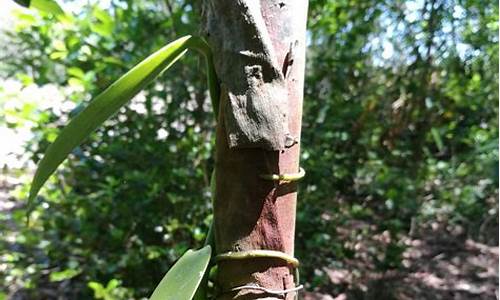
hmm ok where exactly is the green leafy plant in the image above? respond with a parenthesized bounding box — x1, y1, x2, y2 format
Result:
(18, 0, 221, 293)
(27, 34, 218, 299)
(88, 279, 132, 300)
(28, 35, 219, 207)
(26, 34, 219, 298)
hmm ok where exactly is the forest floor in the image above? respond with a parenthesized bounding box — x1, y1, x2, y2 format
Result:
(304, 222, 499, 300)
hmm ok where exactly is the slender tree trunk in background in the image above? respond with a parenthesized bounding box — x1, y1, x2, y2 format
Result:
(203, 1, 308, 299)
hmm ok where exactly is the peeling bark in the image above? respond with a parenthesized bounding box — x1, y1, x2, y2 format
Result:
(203, 0, 291, 150)
(203, 1, 309, 299)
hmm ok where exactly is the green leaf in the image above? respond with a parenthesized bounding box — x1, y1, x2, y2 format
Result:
(90, 7, 114, 37)
(28, 35, 192, 204)
(106, 279, 120, 291)
(103, 56, 127, 67)
(88, 281, 107, 299)
(14, 0, 65, 15)
(431, 128, 444, 152)
(31, 0, 64, 15)
(49, 268, 81, 282)
(149, 246, 211, 300)
(67, 67, 85, 79)
(193, 171, 216, 300)
(15, 73, 34, 85)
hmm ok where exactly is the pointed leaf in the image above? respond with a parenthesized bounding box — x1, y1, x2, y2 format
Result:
(28, 35, 192, 204)
(150, 246, 212, 300)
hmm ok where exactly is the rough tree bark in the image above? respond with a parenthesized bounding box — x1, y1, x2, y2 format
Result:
(203, 1, 308, 299)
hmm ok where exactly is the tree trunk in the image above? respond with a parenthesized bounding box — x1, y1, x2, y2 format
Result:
(203, 1, 308, 299)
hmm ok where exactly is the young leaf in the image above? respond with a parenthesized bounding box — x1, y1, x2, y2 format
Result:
(149, 246, 212, 300)
(28, 35, 193, 204)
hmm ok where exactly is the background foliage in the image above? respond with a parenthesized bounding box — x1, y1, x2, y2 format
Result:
(0, 0, 498, 299)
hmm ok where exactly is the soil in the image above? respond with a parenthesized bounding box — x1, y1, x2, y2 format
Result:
(303, 225, 498, 300)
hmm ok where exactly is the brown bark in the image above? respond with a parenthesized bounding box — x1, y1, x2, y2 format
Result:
(204, 1, 309, 299)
